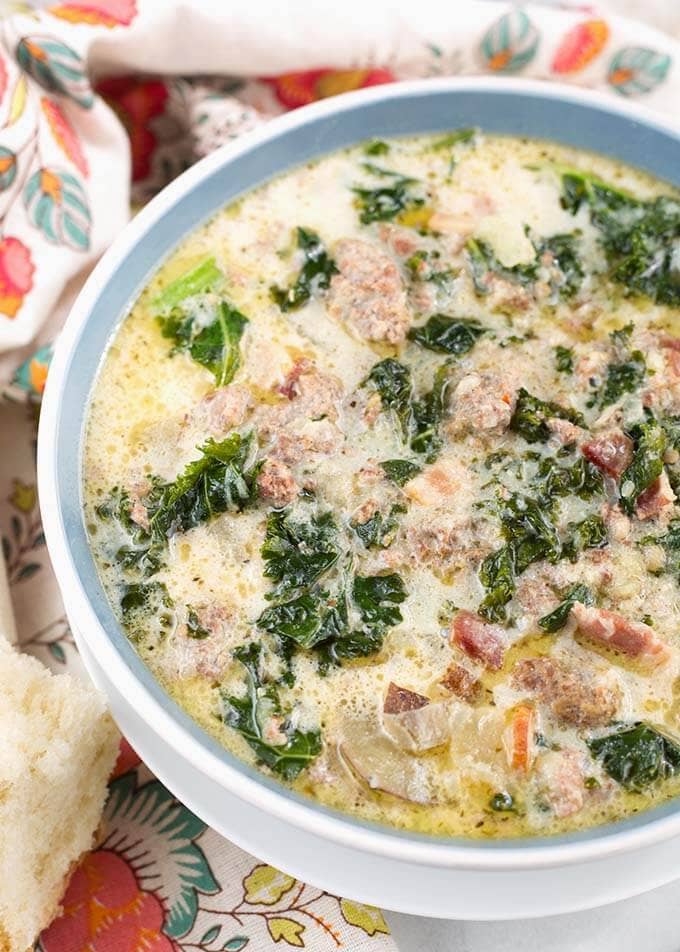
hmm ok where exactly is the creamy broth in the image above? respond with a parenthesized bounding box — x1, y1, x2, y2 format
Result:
(84, 132, 680, 838)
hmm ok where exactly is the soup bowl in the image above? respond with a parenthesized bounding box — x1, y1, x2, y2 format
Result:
(38, 77, 680, 919)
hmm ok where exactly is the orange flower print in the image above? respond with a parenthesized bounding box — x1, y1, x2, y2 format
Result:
(266, 67, 394, 109)
(28, 355, 48, 394)
(552, 19, 610, 74)
(48, 0, 137, 28)
(0, 236, 34, 319)
(41, 850, 178, 952)
(96, 76, 168, 181)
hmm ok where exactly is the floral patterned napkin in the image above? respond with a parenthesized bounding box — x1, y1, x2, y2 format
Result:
(0, 1, 679, 949)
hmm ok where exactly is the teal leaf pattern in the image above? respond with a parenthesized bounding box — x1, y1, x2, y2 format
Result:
(201, 925, 221, 944)
(223, 939, 249, 951)
(608, 46, 672, 96)
(104, 774, 219, 939)
(23, 168, 91, 250)
(0, 147, 16, 191)
(480, 9, 539, 73)
(16, 35, 93, 107)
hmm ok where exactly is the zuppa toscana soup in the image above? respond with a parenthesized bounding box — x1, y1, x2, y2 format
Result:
(85, 131, 680, 838)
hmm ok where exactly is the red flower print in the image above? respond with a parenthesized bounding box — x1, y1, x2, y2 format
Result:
(41, 850, 178, 952)
(49, 0, 137, 28)
(0, 237, 34, 319)
(552, 19, 610, 74)
(111, 736, 142, 779)
(96, 76, 168, 181)
(265, 67, 394, 109)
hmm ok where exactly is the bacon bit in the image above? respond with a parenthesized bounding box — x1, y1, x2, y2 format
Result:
(572, 602, 670, 667)
(450, 611, 506, 671)
(440, 663, 480, 702)
(504, 703, 536, 774)
(635, 470, 676, 521)
(278, 357, 312, 399)
(384, 682, 429, 714)
(660, 335, 680, 351)
(581, 430, 633, 478)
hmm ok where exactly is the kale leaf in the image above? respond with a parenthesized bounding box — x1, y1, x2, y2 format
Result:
(380, 459, 422, 486)
(147, 432, 259, 539)
(510, 387, 585, 444)
(352, 168, 424, 225)
(186, 606, 210, 639)
(555, 345, 574, 374)
(588, 722, 680, 791)
(151, 256, 222, 312)
(538, 583, 594, 633)
(561, 170, 680, 306)
(619, 416, 667, 515)
(261, 509, 340, 600)
(466, 238, 538, 295)
(257, 589, 347, 650)
(537, 232, 584, 299)
(410, 362, 450, 461)
(221, 642, 321, 779)
(599, 345, 646, 408)
(270, 227, 338, 312)
(478, 544, 516, 623)
(159, 300, 249, 387)
(535, 455, 604, 502)
(562, 514, 608, 562)
(95, 487, 163, 577)
(408, 314, 486, 355)
(318, 573, 406, 665)
(351, 504, 404, 549)
(364, 358, 413, 441)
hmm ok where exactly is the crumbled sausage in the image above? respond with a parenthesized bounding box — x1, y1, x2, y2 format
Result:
(447, 372, 515, 438)
(547, 417, 585, 447)
(327, 238, 411, 344)
(440, 663, 480, 702)
(535, 749, 585, 818)
(512, 656, 619, 729)
(186, 384, 251, 435)
(257, 459, 299, 508)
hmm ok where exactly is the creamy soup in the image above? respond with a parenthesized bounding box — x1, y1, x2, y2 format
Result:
(84, 131, 680, 838)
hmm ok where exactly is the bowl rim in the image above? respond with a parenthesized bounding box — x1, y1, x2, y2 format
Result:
(38, 75, 680, 872)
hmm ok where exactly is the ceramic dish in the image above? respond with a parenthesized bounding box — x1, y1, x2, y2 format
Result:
(38, 78, 680, 919)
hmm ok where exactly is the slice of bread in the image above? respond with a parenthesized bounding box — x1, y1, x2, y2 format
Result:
(0, 638, 119, 952)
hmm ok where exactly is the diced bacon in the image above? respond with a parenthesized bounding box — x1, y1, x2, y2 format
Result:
(278, 357, 313, 399)
(384, 682, 429, 714)
(257, 459, 299, 508)
(440, 663, 480, 702)
(635, 470, 676, 521)
(404, 457, 467, 507)
(660, 335, 680, 351)
(547, 417, 585, 446)
(504, 703, 537, 774)
(327, 238, 412, 344)
(450, 611, 506, 671)
(186, 384, 251, 435)
(572, 602, 671, 667)
(581, 430, 633, 478)
(536, 749, 585, 818)
(512, 657, 619, 729)
(447, 372, 516, 438)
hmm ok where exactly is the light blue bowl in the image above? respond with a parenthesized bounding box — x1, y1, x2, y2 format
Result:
(38, 78, 680, 918)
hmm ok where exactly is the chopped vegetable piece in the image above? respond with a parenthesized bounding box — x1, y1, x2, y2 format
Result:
(510, 388, 584, 444)
(364, 358, 413, 441)
(159, 300, 249, 387)
(352, 170, 424, 225)
(380, 459, 422, 485)
(261, 509, 340, 600)
(555, 345, 574, 374)
(619, 417, 667, 515)
(466, 238, 538, 295)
